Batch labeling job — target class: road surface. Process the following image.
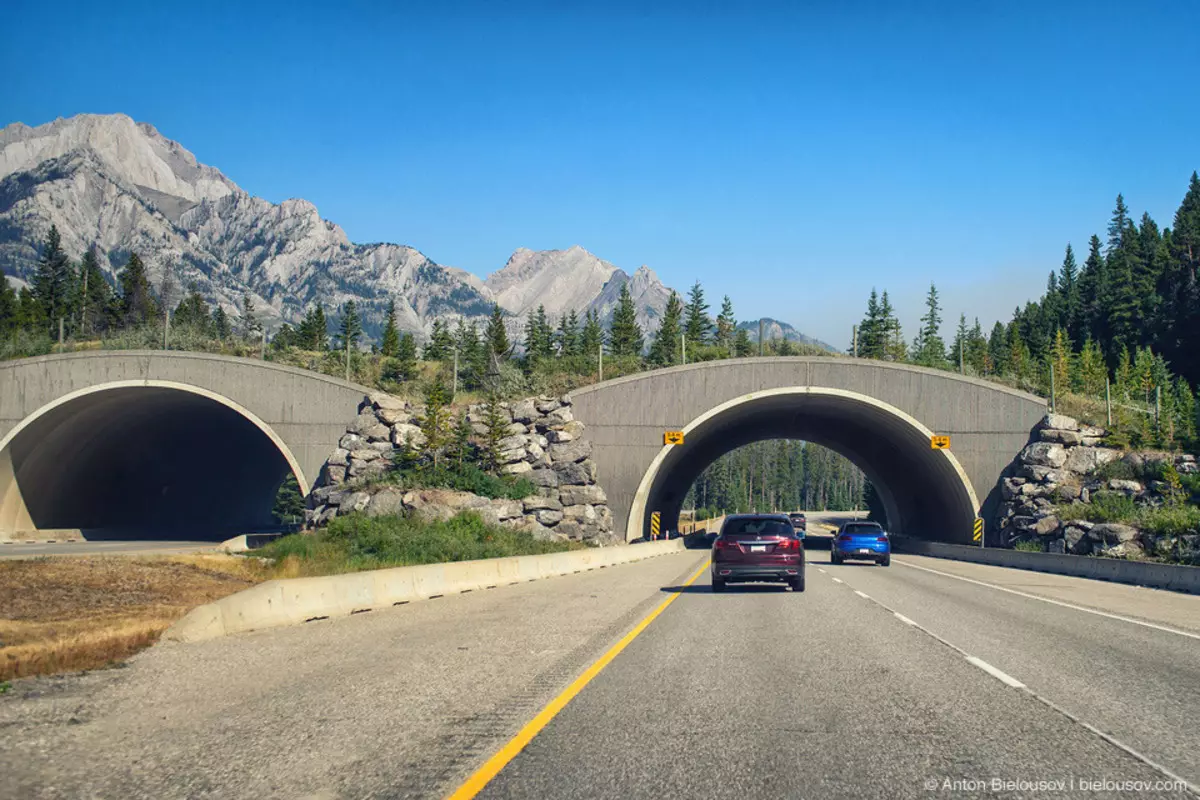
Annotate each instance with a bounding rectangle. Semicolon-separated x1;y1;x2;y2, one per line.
2;523;1197;799
0;540;224;560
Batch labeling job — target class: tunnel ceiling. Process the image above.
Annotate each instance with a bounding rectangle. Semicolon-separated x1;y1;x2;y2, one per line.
643;390;978;540
5;387;295;539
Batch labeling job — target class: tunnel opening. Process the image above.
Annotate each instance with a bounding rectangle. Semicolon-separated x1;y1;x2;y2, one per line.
0;384;304;541
629;387;979;543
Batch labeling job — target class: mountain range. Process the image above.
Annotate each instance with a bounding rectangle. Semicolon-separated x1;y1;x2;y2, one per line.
0;113;824;349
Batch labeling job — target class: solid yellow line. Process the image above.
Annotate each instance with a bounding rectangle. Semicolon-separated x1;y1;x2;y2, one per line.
446;558;711;800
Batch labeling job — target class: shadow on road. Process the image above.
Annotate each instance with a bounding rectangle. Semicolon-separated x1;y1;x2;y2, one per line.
661;583;790;594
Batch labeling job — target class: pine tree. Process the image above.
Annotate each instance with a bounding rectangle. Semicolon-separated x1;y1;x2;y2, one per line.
485;303;510;360
1078;235;1109;348
1077;338;1106;396
608;282;643;357
419;369;453;471
450;411;473;469
338;300;363;353
173;284;210;333
733;327;753;357
579;308;604;358
31;225;73;336
424;319;453;361
76;247;113;336
949;313;969;371
1007;324;1031;381
684;280;711;346
380;299;401;357
1174;378;1196;447
1114;346;1134;400
524;305;553;362
714;295;736;353
1050;328;1073;395
857;289;884;358
1058;244;1081;340
911;283;947;367
211;305;231;339
481;388;509;474
119;252;158;327
648;291;683;366
880;291;906;362
1162;173;1200;385
239;291;262;339
556;310;580;357
394;332;418;380
0;265;17;337
987;321;1008;375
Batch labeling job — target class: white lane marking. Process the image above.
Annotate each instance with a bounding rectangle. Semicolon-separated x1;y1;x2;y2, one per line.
816;568;826;574
854;590;870;599
965;656;1026;689
895;559;1200;641
893;612;917;626
831;577;843;584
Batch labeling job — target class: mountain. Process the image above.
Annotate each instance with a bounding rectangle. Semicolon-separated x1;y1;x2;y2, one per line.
0;113;818;348
737;318;838;353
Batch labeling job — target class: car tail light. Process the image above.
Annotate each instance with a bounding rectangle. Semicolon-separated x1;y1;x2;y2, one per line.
876;536;888;542
839;534;854;542
778;538;800;551
715;538;739;551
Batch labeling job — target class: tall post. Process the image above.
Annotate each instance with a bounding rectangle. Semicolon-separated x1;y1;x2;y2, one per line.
1050;364;1056;413
453;347;459;398
1155;385;1161;429
852;325;858;358
163;309;170;350
681;333;686;365
1106;377;1112;427
758;319;764;356
80;267;88;334
959;336;965;374
58;317;64;350
598;341;603;382
345;338;351;382
260;326;267;359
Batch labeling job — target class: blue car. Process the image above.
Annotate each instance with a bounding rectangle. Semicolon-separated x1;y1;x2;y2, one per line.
831;521;890;566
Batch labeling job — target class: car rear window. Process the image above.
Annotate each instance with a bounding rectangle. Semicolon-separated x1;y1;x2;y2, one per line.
843;523;882;534
723;518;793;538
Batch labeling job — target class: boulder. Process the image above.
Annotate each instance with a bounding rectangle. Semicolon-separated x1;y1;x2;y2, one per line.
1091;522;1140;545
499;447;527;464
526;441;546;462
498;434;527;452
562;504;598;522
339;433;364;450
391;424;426;449
1063;526;1091;555
549;441;592;464
365;489;405;517
562;420;586;439
1010;515;1037;532
546;406;573;424
501;461;533;475
341;491;371;514
369;441;395;453
1021;442;1067;468
404;489;490;521
349;448;382;462
327;448;350;467
505;422;528;436
1064;446;1120;475
511;398;538;424
1001;478;1026;501
370;392;407;411
314;505;338;526
1048;538;1066;554
525;519;563;541
363;424;392;442
1017;465;1059;482
376;406;412;425
1106;541;1146;559
1108;479;1143;494
534;508;565;526
1149;480;1170;494
546;429;575;443
1040;429;1083;445
348;459;387;480
523;495;563;512
324;465;347;485
1040;413;1079;431
553;460;597;485
535;397;561;414
528;468;560;488
555;519;583;540
1054;484;1081;502
489;499;524;521
1031;515;1060;536
560;485;608;506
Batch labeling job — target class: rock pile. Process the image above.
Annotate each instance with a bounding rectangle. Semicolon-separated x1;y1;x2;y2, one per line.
306;393;617;543
998;413;1199;560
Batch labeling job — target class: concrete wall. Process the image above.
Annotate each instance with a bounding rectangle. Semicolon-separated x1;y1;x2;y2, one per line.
569;357;1047;543
0;351;371;539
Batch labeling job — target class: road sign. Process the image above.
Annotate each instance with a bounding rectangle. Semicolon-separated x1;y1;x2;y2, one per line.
931;435;951;450
650;511;661;540
973;517;984;543
664;430;685;445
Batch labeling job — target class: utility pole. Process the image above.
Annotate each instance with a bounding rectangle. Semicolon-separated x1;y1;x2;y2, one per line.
58;317;64;351
959;336;965;374
260;326;267;359
758;319;764;356
1155;385;1161;430
1106;377;1113;427
80;267;88;335
345;338;351;382
163;309;170;350
681;332;686;365
453;347;459;398
598;340;603;382
852;325;858;358
1049;365;1056;413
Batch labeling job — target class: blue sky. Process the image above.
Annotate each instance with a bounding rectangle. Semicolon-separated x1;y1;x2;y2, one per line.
3;0;1198;348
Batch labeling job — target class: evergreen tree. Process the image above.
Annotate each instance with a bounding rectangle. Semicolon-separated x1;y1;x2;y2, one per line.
296;304;328;350
949;313;969;370
579;308;604;358
524;305;554;362
911;283;947;367
0;266;17;337
211;305;231;340
485;303;510;360
1162;173;1200;383
1058;244;1082;340
1077;234;1109;348
1077;338;1107;396
556;309;580;357
1007;324;1031;381
1174;377;1196;447
450;411;474;469
880;291;906;362
1049;328;1073;394
481;387;509;473
608;282;643;357
1114;346;1134;400
119;252;157;326
987;321;1008;375
173;284;210;333
455;320;487;387
648;291;684;366
380;299;401;357
337;300;363;352
424;318;454;361
733;327;753;357
30;225;74;336
394;332;419;381
684;280;711;346
76;247;112;336
966;318;987;374
714;295;736;353
419;369;453;470
240;291;262;339
856;288;885;358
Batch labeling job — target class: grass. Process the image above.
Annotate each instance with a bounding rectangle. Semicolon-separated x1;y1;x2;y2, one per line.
257;511;585;577
1013;539;1045;552
0;555;272;682
1057;495;1200;537
363;461;536;501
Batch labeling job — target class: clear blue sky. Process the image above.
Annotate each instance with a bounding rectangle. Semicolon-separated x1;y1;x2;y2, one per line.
3;0;1198;348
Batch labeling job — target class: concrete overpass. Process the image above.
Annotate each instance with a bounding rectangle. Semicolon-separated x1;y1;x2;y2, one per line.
0;351;369;540
569;357;1047;543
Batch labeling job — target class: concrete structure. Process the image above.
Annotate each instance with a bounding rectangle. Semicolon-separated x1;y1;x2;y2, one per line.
569;357;1047;543
0;351;370;540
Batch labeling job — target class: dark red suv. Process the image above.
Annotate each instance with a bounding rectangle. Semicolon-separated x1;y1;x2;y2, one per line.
711;514;805;592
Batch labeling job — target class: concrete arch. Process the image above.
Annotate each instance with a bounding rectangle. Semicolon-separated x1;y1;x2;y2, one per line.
0;381;308;539
625;386;981;542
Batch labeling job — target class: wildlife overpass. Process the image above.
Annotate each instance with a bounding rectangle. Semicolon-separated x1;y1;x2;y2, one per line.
0;351;369;540
569;357;1047;543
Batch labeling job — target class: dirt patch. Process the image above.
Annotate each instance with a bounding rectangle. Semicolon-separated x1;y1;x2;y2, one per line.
0;555;269;681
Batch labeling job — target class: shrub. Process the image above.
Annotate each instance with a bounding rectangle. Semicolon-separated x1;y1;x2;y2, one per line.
1140;505;1200;537
383;461;535;500
1014;539;1044;552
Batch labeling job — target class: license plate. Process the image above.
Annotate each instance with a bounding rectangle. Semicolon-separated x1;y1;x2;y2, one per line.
750;545;766;552
857;549;872;554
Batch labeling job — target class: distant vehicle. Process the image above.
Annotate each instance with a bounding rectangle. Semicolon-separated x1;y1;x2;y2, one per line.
711;514;805;592
788;512;807;533
831;521;890;566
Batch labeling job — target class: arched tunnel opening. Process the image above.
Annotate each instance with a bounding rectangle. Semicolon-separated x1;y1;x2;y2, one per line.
631;388;979;543
0;386;301;541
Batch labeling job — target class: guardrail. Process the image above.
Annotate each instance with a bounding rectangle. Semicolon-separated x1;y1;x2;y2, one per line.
892;539;1200;595
164;538;689;643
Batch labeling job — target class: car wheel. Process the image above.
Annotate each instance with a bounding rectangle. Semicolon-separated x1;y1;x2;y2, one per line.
791;576;806;592
712;579;726;593
879;555;891;567
831;553;842;565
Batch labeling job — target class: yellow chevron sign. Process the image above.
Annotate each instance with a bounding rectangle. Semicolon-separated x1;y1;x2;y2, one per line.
664;430;685;445
931;435;951;450
973;517;983;542
650;511;661;539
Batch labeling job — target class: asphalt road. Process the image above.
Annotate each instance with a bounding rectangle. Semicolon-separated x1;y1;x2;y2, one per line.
0;540;223;559
2;531;1198;799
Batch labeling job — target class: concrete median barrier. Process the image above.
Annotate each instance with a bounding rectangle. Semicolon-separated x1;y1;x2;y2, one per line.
894;539;1200;595
165;538;689;643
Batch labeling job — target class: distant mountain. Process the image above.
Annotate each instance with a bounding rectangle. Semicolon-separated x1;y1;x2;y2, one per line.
737;318;838;353
0;113;822;349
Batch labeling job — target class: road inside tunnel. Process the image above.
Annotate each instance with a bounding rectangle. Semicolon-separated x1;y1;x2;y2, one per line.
0;386;300;541
630;387;980;543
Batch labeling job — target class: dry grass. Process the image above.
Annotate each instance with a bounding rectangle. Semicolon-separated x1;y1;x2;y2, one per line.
0;555;272;681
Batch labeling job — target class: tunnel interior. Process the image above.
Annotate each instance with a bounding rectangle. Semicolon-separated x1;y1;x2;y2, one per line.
639;390;978;543
3;387;297;540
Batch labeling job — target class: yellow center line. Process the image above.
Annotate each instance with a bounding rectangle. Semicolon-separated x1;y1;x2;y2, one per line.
446;558;711;800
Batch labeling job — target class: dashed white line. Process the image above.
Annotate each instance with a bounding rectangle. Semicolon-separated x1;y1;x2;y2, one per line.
816;568;826;574
893;612;917;626
965;656;1026;689
854;590;870;599
895;559;1200;641
831;577;843;584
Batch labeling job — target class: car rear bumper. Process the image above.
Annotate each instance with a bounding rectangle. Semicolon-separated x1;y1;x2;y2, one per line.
836;547;888;559
712;564;804;582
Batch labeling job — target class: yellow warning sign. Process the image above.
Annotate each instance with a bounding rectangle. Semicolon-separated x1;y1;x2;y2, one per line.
664;431;685;445
650;511;661;539
973;518;984;542
931;435;951;450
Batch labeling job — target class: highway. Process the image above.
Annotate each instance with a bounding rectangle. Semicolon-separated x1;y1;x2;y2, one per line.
2;513;1198;799
0;540;224;560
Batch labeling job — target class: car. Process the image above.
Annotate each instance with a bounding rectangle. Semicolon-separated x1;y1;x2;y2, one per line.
831;521;890;566
788;512;807;533
710;514;805;592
